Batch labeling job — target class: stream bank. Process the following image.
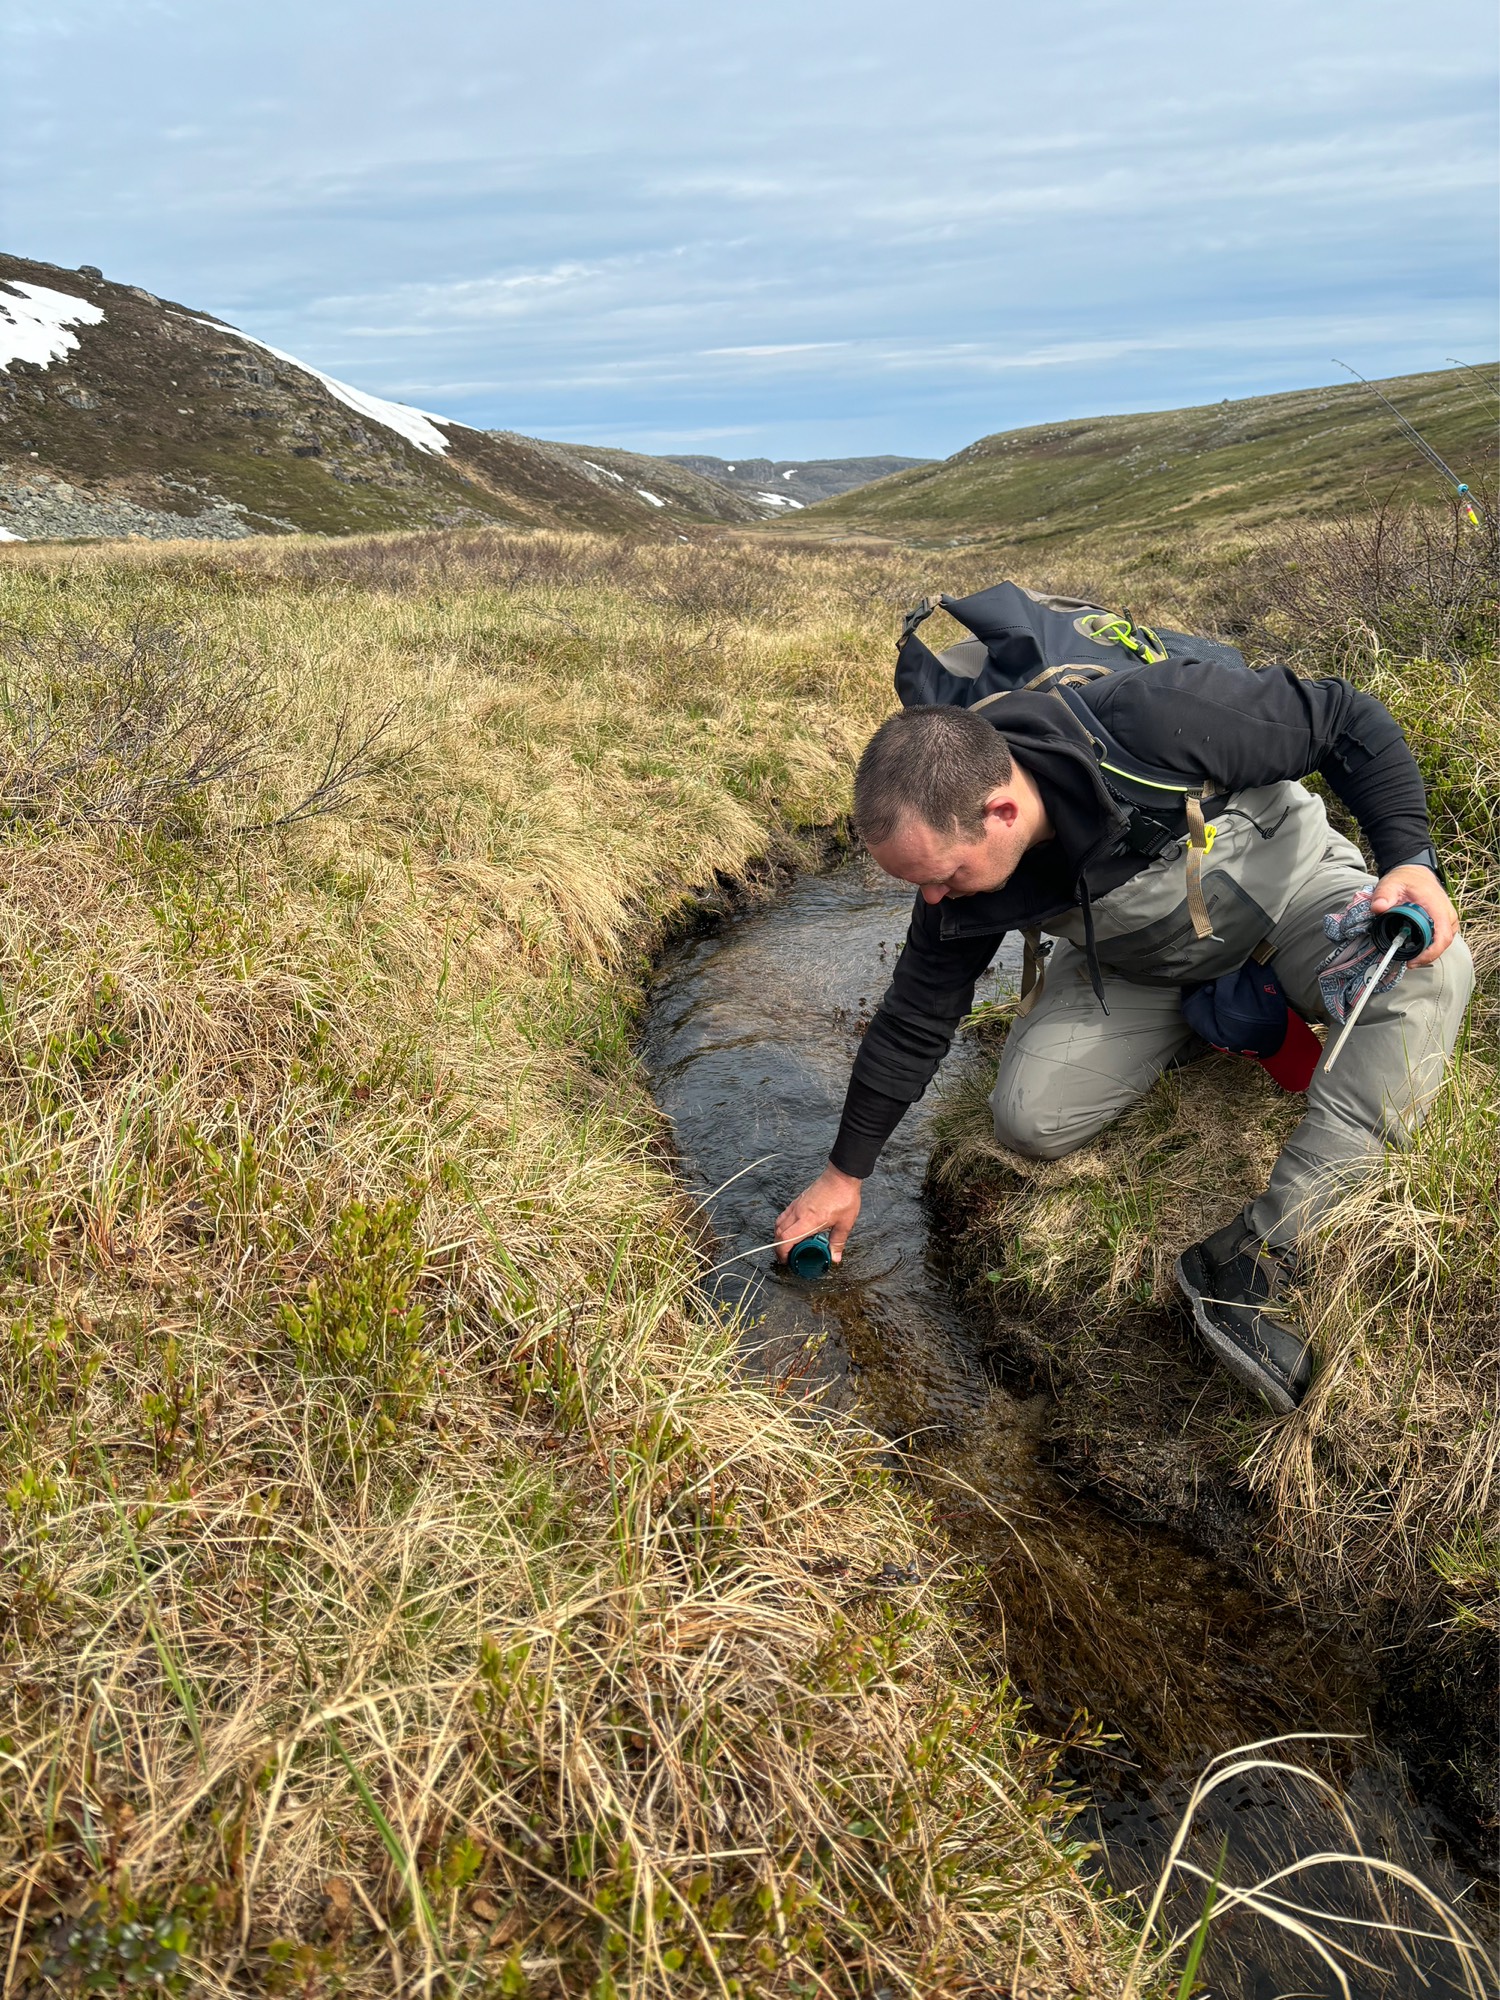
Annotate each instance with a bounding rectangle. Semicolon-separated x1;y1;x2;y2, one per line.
928;1035;1499;1873
644;852;1494;2000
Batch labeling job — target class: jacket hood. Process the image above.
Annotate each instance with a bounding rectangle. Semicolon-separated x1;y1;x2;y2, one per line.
935;692;1136;942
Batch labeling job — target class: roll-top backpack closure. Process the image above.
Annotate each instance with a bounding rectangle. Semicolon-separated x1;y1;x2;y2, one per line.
896;581;1251;711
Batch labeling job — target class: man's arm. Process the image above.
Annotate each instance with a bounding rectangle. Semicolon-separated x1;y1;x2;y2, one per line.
774;897;1003;1260
1090;659;1458;963
837;895;1004;1164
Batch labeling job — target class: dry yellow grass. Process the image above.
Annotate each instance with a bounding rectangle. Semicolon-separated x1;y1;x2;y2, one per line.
0;531;1132;1998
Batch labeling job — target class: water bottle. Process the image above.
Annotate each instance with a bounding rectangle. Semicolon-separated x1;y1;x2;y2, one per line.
1372;902;1435;960
786;1232;833;1280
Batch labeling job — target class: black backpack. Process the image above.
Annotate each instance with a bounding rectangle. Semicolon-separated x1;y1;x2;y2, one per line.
896;581;1250;944
896;580;1247;712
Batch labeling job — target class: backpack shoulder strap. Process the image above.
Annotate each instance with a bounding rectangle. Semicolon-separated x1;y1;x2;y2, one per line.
1034;683;1226;941
1046;683;1223;805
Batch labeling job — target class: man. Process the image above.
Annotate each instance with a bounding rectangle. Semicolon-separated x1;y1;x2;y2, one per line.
774;655;1472;1412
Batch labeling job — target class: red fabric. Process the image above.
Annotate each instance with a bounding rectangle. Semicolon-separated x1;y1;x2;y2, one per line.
1257;1009;1323;1092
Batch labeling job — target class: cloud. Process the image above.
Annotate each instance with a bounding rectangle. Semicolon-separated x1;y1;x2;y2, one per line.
704;342;851;357
312;262;611;335
2;0;1494;455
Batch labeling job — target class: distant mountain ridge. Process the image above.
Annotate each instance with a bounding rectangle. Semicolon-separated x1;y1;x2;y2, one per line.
0;253;771;541
9;251;1484;554
664;454;931;510
790;370;1498;546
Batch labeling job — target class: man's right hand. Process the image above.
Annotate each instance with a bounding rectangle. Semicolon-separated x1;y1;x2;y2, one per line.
775;1164;863;1265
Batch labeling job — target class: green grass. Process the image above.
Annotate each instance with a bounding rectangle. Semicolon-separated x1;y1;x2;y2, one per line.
0;504;1491;1987
792;366;1497;547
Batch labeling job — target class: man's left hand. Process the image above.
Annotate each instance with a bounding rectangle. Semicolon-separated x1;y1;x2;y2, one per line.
1370;865;1459;967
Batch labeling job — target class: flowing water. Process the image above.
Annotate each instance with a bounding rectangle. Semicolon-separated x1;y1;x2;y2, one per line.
642;855;1493;2000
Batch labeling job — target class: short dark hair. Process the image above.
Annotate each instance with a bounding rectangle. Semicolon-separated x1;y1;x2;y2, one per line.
853;705;1014;847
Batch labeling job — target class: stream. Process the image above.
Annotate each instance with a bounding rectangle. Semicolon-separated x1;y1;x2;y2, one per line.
642;855;1492;2000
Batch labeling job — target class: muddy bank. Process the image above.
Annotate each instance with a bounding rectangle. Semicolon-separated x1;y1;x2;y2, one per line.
643;854;1493;1998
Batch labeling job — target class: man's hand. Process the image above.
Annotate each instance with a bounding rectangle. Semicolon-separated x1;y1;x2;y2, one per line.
1370;864;1459;968
775;1165;863;1265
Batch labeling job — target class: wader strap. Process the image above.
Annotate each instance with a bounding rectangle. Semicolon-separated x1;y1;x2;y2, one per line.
1184;785;1216;940
1016;927;1046;1017
1251;937;1276;966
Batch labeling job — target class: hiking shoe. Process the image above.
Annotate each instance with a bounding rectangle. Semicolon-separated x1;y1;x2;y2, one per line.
1175;1217;1314;1414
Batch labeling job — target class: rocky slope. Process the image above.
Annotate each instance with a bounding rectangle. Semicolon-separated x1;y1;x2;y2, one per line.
0;252;760;540
534;442;765;524
662;453;932;510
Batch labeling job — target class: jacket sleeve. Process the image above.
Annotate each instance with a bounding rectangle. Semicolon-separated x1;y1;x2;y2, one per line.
1091;660;1433;874
829;895;1003;1177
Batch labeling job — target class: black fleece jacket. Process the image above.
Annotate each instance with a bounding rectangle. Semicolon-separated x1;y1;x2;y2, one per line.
830;659;1433;1179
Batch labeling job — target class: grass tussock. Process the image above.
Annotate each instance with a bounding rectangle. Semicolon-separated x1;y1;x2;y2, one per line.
0;531;1128;1998
1264;1053;1499;1631
929;1039;1302;1523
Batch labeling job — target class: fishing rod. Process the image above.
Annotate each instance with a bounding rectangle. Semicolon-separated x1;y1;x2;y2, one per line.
1332;359;1483;526
1445;356;1500;416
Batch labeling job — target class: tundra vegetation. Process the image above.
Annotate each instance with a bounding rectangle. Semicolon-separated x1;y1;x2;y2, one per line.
0;530;1135;1999
791;366;1493;547
0;497;1492;1996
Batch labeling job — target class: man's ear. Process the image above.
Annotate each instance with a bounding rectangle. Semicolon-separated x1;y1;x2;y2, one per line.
981;788;1019;828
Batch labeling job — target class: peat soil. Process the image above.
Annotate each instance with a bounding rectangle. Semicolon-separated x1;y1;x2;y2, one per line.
642;854;1494;2000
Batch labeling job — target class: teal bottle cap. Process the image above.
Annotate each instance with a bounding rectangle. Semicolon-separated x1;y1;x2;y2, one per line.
1373;902;1434;959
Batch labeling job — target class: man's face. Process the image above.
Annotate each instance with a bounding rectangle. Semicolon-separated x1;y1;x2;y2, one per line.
867;795;1027;904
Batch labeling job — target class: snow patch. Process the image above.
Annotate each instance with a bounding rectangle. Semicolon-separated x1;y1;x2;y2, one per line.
191;316;455;455
0;280;106;373
782;469;795;480
574;462;665;508
0;525;26;542
755;492;804;510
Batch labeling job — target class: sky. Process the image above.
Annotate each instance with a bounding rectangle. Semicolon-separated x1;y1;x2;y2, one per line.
2;0;1496;459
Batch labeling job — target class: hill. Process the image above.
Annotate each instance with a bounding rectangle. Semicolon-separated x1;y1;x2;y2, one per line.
532;440;766;524
792;367;1498;546
663;453;933;510
0;252;759;540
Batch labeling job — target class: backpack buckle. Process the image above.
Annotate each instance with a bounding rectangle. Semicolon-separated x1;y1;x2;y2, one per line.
1122;809;1177;860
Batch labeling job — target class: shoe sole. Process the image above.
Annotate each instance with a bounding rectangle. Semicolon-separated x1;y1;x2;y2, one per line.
1174;1250;1298;1416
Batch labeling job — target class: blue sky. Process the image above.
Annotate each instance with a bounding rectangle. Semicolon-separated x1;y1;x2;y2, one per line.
3;0;1496;457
